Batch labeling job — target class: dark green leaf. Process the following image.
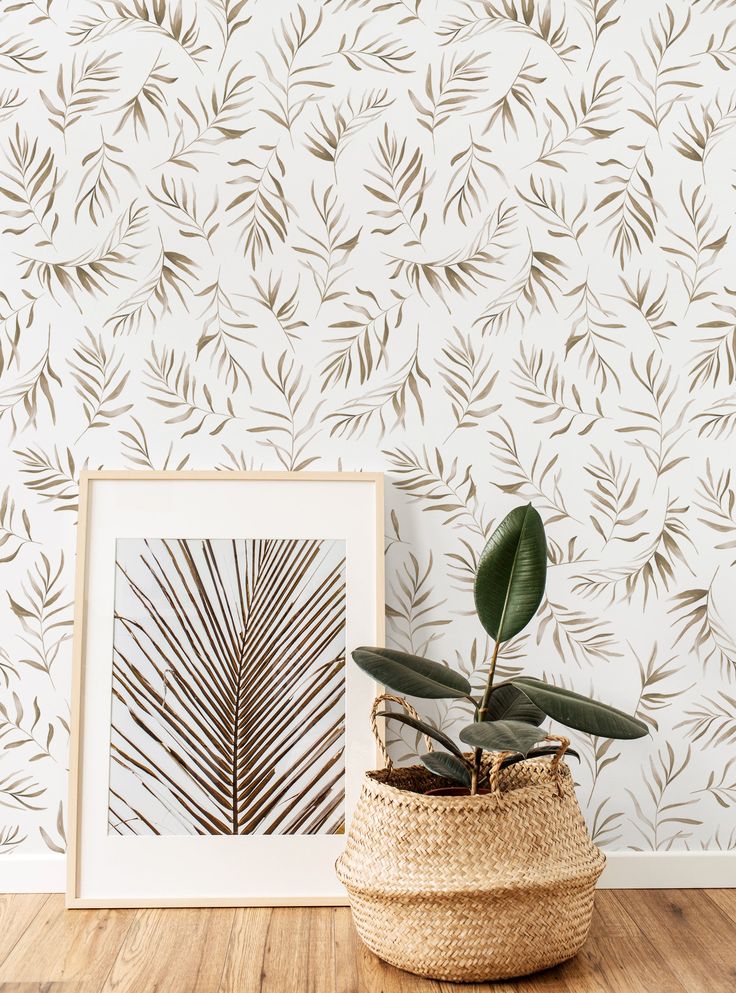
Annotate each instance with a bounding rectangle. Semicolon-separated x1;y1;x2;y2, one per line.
459;719;544;754
474;503;547;642
512;678;649;739
506;745;580;766
419;751;471;786
352;646;471;699
376;711;464;759
486;683;545;725
478;745;581;783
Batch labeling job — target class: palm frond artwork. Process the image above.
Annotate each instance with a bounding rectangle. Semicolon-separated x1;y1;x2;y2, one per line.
108;537;347;837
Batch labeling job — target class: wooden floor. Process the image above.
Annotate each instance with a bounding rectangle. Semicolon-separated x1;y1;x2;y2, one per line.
0;890;734;992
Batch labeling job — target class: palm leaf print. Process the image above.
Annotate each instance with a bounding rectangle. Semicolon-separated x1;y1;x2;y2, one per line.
109;538;346;836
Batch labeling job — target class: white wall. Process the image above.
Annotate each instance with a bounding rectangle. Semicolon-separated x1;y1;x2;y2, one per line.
0;0;735;888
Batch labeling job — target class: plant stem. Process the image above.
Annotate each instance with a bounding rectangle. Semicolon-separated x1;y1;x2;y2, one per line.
478;638;501;721
470;637;502;795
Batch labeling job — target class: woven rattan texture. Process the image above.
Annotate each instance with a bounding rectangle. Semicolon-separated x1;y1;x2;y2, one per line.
336;759;605;981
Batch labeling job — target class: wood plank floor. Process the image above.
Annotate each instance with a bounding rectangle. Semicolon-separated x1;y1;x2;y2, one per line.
0;891;734;992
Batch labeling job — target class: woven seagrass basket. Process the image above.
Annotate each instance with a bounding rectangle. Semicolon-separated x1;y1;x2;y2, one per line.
336;695;606;982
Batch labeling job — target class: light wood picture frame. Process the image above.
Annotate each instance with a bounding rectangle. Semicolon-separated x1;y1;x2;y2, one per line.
67;470;384;908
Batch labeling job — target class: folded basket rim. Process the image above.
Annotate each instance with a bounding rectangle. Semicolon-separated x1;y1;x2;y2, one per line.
362;756;574;811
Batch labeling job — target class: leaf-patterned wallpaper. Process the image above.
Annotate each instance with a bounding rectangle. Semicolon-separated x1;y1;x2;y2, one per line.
0;0;734;862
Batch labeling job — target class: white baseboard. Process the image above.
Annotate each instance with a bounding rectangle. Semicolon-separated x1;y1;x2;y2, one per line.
1;852;734;896
599;851;736;888
0;854;65;893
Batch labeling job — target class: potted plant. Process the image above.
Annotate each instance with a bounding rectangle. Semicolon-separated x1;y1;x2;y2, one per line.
336;503;647;982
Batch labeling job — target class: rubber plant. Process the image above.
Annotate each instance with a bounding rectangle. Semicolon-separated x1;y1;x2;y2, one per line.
353;502;648;795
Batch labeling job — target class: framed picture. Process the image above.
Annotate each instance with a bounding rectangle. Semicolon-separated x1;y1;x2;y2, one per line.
67;470;384;908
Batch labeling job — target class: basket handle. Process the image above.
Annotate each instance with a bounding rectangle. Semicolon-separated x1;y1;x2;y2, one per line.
370;700;570;788
370;693;434;770
488;750;515;795
488;733;570;797
546;734;570;796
